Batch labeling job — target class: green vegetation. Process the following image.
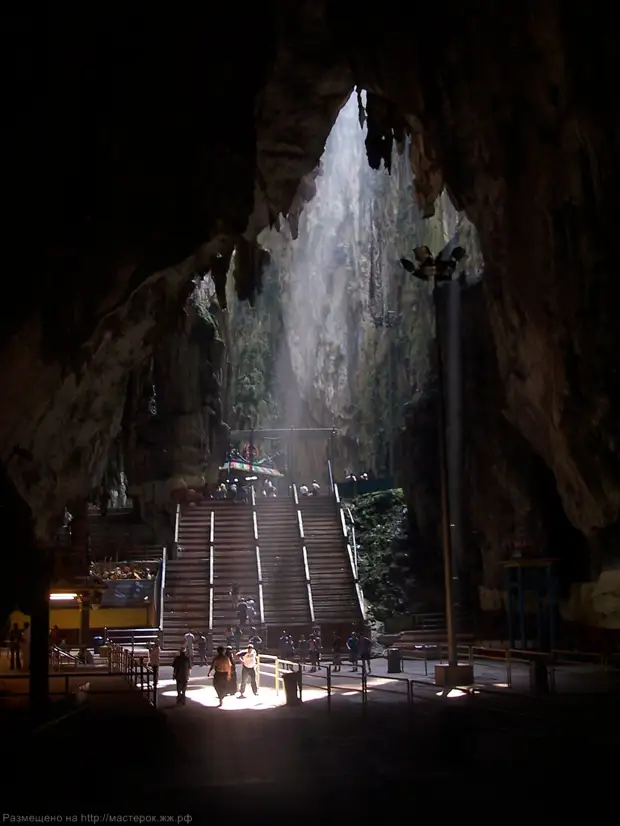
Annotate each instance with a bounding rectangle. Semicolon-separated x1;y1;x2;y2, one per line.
227;267;282;430
352;489;416;621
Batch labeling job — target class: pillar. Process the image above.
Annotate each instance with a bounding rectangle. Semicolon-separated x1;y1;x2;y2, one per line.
79;594;90;648
29;547;53;723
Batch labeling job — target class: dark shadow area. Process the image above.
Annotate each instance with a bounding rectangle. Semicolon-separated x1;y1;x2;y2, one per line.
2;685;617;817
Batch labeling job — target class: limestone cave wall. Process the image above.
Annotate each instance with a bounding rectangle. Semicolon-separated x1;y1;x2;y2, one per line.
2;0;618;631
121;280;228;542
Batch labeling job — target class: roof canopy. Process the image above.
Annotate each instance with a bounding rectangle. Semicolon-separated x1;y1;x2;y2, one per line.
219;460;284;478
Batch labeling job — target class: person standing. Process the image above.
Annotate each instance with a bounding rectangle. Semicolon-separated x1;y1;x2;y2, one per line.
184;629;195;667
21;622;30;672
237;643;259;698
148;640;161;686
359;633;372;673
347;632;359;672
197;632;207;666
172;648;191;704
225;645;238;696
332;632;342;672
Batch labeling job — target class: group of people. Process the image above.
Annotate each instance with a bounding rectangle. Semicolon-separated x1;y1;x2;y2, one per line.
171;635;260;708
278;629;373;673
89;563;154;581
298;481;320;497
344;472;370;482
225;625;262;651
230;583;259;628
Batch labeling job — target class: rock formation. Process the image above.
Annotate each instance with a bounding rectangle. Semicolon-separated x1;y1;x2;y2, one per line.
2;0;618;637
122;279;228;542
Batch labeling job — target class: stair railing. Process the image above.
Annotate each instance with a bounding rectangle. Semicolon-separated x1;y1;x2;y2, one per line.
174;502;180;543
293;484;316;624
344;507;359;579
208;510;215;651
157;545;167;642
327;459;335;495
251;487;265;625
338;495;366;621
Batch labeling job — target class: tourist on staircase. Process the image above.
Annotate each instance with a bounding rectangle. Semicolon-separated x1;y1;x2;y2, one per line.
248;627;263;652
172;648;191;705
311;480;320;496
225;626;239;650
237;600;248;630
184;629;195;667
230;581;239;610
208;646;232;708
237;643;259;699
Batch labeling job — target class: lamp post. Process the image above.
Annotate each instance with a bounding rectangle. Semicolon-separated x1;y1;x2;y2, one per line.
400;245;473;688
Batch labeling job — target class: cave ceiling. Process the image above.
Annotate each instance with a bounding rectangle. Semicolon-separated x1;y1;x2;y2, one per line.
4;1;620;540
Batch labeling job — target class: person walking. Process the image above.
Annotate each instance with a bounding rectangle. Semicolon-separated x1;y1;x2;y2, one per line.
172;647;191;705
208;646;232;707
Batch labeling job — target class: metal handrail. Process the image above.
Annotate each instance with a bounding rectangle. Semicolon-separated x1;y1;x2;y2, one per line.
208;510;215;636
49;645;79;670
173;502;180;544
157;545;167;635
338;506;366;620
344;506;358;578
251;486;265;625
107;642;158;707
293;484;315;623
327;460;335;495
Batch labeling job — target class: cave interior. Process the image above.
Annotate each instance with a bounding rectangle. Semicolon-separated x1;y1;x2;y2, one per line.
3;2;620;640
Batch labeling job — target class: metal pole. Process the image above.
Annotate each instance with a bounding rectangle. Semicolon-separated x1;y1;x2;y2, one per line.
434;281;457;669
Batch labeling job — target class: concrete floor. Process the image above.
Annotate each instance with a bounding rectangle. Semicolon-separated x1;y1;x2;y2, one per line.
1;657;618;819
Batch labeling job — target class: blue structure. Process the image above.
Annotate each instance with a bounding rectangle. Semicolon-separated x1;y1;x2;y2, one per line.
503;558;558;651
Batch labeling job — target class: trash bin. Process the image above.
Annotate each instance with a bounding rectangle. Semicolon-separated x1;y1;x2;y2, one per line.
93;636;103;655
530;659;549;695
282;670;301;705
387;648;402;674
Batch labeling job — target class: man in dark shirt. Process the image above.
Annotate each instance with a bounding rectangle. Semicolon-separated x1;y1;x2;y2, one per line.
172;648;191;704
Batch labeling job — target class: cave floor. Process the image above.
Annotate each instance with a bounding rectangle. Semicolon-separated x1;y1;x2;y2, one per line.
3;664;618;819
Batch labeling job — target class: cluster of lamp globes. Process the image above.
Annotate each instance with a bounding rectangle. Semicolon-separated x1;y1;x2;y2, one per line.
400;245;467;284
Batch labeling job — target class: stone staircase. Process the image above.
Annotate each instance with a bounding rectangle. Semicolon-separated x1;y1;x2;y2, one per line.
211;500;260;646
299;496;362;624
162;504;210;658
256;498;311;629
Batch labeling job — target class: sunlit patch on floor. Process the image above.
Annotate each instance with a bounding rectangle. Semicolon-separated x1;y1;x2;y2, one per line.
435;688;468;699
161;685;283;710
